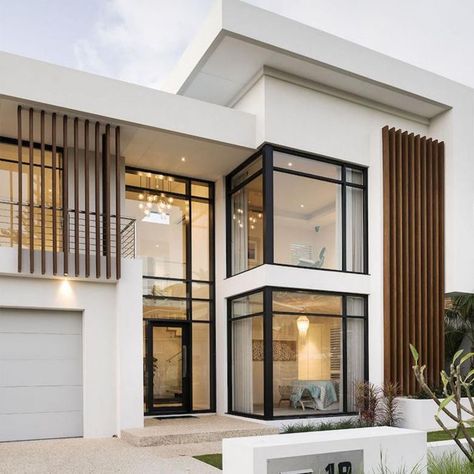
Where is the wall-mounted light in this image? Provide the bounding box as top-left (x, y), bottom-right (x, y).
top-left (297, 315), bottom-right (310, 336)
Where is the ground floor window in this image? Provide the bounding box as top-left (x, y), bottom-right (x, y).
top-left (228, 288), bottom-right (367, 419)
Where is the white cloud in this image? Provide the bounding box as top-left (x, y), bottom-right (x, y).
top-left (73, 0), bottom-right (474, 90)
top-left (73, 0), bottom-right (213, 89)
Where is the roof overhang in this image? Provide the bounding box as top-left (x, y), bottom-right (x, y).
top-left (163, 0), bottom-right (466, 120)
top-left (0, 51), bottom-right (257, 179)
top-left (0, 51), bottom-right (256, 150)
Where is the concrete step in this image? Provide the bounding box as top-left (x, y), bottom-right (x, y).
top-left (121, 415), bottom-right (279, 447)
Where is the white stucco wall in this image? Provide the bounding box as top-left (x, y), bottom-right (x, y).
top-left (0, 248), bottom-right (143, 437)
top-left (229, 74), bottom-right (437, 394)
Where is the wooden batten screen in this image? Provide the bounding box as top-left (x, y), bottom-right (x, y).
top-left (382, 126), bottom-right (445, 395)
top-left (16, 106), bottom-right (122, 279)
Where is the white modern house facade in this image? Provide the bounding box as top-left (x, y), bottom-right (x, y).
top-left (0, 0), bottom-right (473, 442)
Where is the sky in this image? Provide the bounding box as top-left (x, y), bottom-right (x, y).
top-left (0, 0), bottom-right (473, 90)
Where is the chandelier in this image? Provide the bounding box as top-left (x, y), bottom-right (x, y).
top-left (137, 192), bottom-right (174, 217)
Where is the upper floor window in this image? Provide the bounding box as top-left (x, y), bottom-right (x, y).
top-left (226, 145), bottom-right (367, 276)
top-left (0, 137), bottom-right (63, 250)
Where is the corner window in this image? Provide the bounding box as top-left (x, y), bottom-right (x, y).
top-left (228, 288), bottom-right (367, 419)
top-left (227, 157), bottom-right (264, 274)
top-left (226, 146), bottom-right (367, 275)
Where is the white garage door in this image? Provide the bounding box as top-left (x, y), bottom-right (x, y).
top-left (0, 308), bottom-right (83, 442)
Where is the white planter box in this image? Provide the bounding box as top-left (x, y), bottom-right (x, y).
top-left (223, 427), bottom-right (426, 474)
top-left (398, 397), bottom-right (471, 431)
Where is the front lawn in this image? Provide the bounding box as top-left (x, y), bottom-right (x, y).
top-left (427, 427), bottom-right (474, 442)
top-left (193, 453), bottom-right (223, 470)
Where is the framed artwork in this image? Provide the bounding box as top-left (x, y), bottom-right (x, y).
top-left (252, 340), bottom-right (297, 361)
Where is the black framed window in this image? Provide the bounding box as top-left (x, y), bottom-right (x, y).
top-left (125, 168), bottom-right (215, 414)
top-left (0, 137), bottom-right (63, 250)
top-left (226, 145), bottom-right (368, 276)
top-left (228, 287), bottom-right (368, 420)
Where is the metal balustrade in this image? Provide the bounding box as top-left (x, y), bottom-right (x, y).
top-left (0, 200), bottom-right (135, 259)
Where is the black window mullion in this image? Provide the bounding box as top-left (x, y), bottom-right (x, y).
top-left (273, 166), bottom-right (344, 185)
top-left (342, 296), bottom-right (348, 413)
top-left (263, 287), bottom-right (273, 419)
top-left (263, 145), bottom-right (274, 264)
top-left (363, 168), bottom-right (369, 274)
top-left (341, 164), bottom-right (347, 272)
top-left (227, 298), bottom-right (233, 413)
top-left (226, 173), bottom-right (232, 277)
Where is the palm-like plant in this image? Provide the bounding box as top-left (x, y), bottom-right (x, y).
top-left (445, 295), bottom-right (474, 366)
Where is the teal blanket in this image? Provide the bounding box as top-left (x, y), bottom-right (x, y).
top-left (289, 380), bottom-right (337, 409)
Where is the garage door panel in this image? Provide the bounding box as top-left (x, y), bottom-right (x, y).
top-left (0, 386), bottom-right (82, 414)
top-left (0, 310), bottom-right (81, 334)
top-left (0, 412), bottom-right (82, 442)
top-left (0, 333), bottom-right (81, 360)
top-left (0, 359), bottom-right (82, 387)
top-left (0, 309), bottom-right (83, 441)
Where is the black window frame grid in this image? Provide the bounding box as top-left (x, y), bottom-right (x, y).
top-left (226, 144), bottom-right (369, 277)
top-left (125, 166), bottom-right (216, 415)
top-left (227, 286), bottom-right (369, 420)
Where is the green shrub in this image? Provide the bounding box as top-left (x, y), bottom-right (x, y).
top-left (427, 452), bottom-right (474, 474)
top-left (281, 418), bottom-right (360, 434)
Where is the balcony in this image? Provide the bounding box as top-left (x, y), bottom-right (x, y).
top-left (0, 200), bottom-right (135, 279)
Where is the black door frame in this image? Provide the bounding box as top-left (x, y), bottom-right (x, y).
top-left (145, 320), bottom-right (191, 415)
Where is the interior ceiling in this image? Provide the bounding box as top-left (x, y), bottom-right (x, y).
top-left (181, 36), bottom-right (449, 119)
top-left (273, 172), bottom-right (337, 219)
top-left (0, 98), bottom-right (254, 181)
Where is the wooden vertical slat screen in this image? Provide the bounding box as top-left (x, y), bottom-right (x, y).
top-left (104, 125), bottom-right (111, 279)
top-left (28, 108), bottom-right (34, 274)
top-left (84, 120), bottom-right (90, 277)
top-left (95, 122), bottom-right (101, 278)
top-left (15, 107), bottom-right (123, 279)
top-left (52, 113), bottom-right (58, 275)
top-left (63, 115), bottom-right (69, 275)
top-left (383, 126), bottom-right (445, 394)
top-left (17, 106), bottom-right (23, 273)
top-left (74, 118), bottom-right (80, 276)
top-left (115, 126), bottom-right (121, 279)
top-left (40, 111), bottom-right (46, 274)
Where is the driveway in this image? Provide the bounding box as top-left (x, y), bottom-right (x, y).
top-left (0, 437), bottom-right (221, 473)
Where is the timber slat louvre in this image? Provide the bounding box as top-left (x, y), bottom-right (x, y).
top-left (115, 126), bottom-right (121, 279)
top-left (40, 111), bottom-right (46, 274)
top-left (408, 133), bottom-right (416, 393)
top-left (63, 115), bottom-right (69, 275)
top-left (52, 113), bottom-right (58, 275)
top-left (95, 122), bottom-right (101, 278)
top-left (104, 124), bottom-right (111, 279)
top-left (383, 126), bottom-right (445, 394)
top-left (84, 120), bottom-right (90, 277)
top-left (17, 106), bottom-right (22, 273)
top-left (438, 143), bottom-right (445, 375)
top-left (382, 126), bottom-right (391, 380)
top-left (74, 118), bottom-right (80, 276)
top-left (15, 107), bottom-right (123, 279)
top-left (28, 108), bottom-right (34, 274)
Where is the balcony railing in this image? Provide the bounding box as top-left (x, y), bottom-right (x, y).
top-left (68, 210), bottom-right (135, 259)
top-left (0, 199), bottom-right (135, 263)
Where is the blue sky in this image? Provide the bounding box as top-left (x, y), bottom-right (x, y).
top-left (1, 0), bottom-right (473, 89)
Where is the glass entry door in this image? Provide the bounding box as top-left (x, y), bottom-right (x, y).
top-left (145, 322), bottom-right (190, 414)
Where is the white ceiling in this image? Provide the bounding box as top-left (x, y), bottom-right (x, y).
top-left (0, 98), bottom-right (253, 180)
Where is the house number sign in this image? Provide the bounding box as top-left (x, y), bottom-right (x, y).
top-left (267, 449), bottom-right (363, 474)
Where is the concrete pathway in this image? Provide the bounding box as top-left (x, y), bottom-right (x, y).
top-left (123, 414), bottom-right (277, 447)
top-left (0, 437), bottom-right (221, 473)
